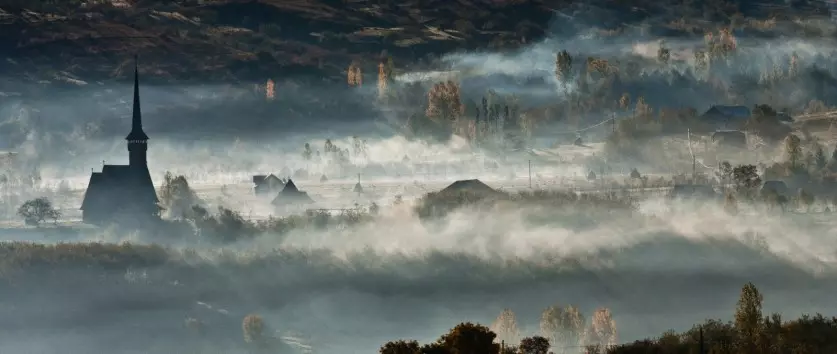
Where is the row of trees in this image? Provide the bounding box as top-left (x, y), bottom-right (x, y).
top-left (380, 283), bottom-right (837, 354)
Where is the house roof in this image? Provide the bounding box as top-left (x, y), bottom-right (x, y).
top-left (440, 179), bottom-right (500, 196)
top-left (704, 105), bottom-right (751, 118)
top-left (282, 179), bottom-right (300, 193)
top-left (272, 179), bottom-right (315, 205)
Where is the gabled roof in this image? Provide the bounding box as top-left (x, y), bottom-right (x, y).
top-left (272, 179), bottom-right (315, 205)
top-left (282, 179), bottom-right (300, 193)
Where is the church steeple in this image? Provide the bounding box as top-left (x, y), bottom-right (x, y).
top-left (127, 55), bottom-right (149, 167)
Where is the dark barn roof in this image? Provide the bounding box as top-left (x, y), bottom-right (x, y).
top-left (703, 105), bottom-right (751, 118)
top-left (701, 105), bottom-right (751, 128)
top-left (440, 179), bottom-right (502, 196)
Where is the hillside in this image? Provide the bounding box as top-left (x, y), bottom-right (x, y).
top-left (2, 0), bottom-right (831, 93)
top-left (0, 0), bottom-right (557, 93)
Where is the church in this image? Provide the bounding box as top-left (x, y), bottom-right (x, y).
top-left (80, 57), bottom-right (160, 225)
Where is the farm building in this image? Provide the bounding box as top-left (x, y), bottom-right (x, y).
top-left (253, 174), bottom-right (283, 195)
top-left (271, 179), bottom-right (315, 206)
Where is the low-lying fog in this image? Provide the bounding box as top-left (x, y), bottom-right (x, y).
top-left (1, 198), bottom-right (836, 354)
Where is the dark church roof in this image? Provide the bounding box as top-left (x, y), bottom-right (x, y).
top-left (272, 179), bottom-right (315, 205)
top-left (125, 55), bottom-right (149, 141)
top-left (81, 165), bottom-right (158, 211)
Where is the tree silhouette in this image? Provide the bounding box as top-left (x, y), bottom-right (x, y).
top-left (555, 50), bottom-right (573, 86)
top-left (436, 322), bottom-right (499, 354)
top-left (380, 340), bottom-right (421, 354)
top-left (784, 135), bottom-right (802, 169)
top-left (518, 336), bottom-right (550, 354)
top-left (17, 197), bottom-right (60, 226)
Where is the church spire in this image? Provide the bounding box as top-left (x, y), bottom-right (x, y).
top-left (126, 55), bottom-right (149, 141)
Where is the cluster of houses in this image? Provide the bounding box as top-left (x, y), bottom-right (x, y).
top-left (74, 59), bottom-right (801, 227)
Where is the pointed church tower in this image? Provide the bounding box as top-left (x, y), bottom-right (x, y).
top-left (126, 55), bottom-right (149, 168)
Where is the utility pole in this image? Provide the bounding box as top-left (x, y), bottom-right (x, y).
top-left (688, 128), bottom-right (696, 183)
top-left (612, 112), bottom-right (616, 133)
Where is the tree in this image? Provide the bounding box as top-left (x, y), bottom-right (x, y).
top-left (381, 340), bottom-right (421, 354)
top-left (324, 139), bottom-right (337, 154)
top-left (436, 322), bottom-right (499, 354)
top-left (491, 309), bottom-right (521, 345)
top-left (426, 80), bottom-right (465, 122)
top-left (630, 168), bottom-right (641, 179)
top-left (587, 307), bottom-right (617, 347)
top-left (717, 161), bottom-right (733, 191)
top-left (302, 143), bottom-right (313, 160)
top-left (657, 42), bottom-right (670, 64)
top-left (618, 93), bottom-right (630, 112)
top-left (159, 172), bottom-right (201, 218)
top-left (732, 164), bottom-right (762, 198)
top-left (17, 197), bottom-right (60, 226)
top-left (634, 96), bottom-right (652, 119)
top-left (348, 60), bottom-right (363, 87)
top-left (815, 145), bottom-right (826, 169)
top-left (555, 50), bottom-right (573, 87)
top-left (378, 55), bottom-right (393, 99)
top-left (540, 305), bottom-right (584, 352)
top-left (784, 134), bottom-right (802, 169)
top-left (734, 283), bottom-right (763, 354)
top-left (518, 336), bottom-right (550, 354)
top-left (242, 314), bottom-right (266, 344)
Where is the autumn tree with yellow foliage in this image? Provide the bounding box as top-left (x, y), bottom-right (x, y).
top-left (348, 60), bottom-right (362, 87)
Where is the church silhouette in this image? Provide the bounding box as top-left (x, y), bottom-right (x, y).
top-left (80, 56), bottom-right (160, 225)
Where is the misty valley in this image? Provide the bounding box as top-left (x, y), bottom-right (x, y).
top-left (4, 0), bottom-right (837, 353)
